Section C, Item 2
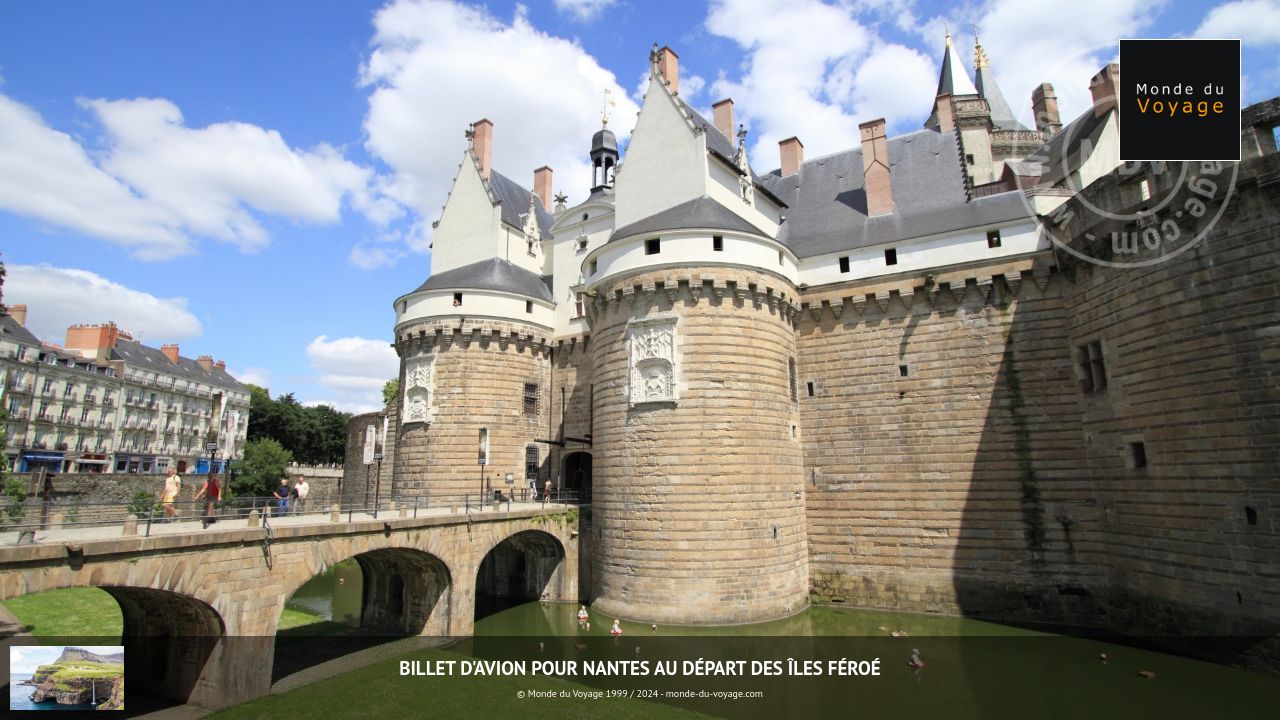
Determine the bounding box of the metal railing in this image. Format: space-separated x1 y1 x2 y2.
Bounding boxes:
0 489 585 540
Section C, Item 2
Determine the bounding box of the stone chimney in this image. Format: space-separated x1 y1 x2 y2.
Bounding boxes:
779 137 804 176
1090 63 1120 119
472 118 493 180
214 360 226 372
533 166 553 210
1032 83 1062 138
859 118 894 217
8 304 26 327
161 344 180 364
657 45 679 95
933 93 955 132
712 99 734 139
196 355 214 372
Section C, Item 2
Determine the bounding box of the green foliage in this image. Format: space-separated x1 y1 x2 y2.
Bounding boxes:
231 438 293 497
3 476 27 526
382 379 399 406
127 491 156 519
245 385 350 464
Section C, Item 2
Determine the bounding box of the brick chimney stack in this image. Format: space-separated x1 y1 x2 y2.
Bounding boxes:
161 344 180 364
8 304 26 327
196 355 214 372
779 137 804 177
1090 63 1120 119
712 99 734 139
1032 83 1062 138
657 46 679 95
933 93 955 132
533 166 553 210
214 360 226 372
859 118 895 217
65 322 120 361
472 118 493 180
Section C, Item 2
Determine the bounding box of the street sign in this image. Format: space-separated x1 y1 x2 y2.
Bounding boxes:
372 452 383 461
205 442 218 452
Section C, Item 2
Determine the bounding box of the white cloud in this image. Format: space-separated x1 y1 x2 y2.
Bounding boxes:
359 0 640 254
1195 0 1280 44
5 264 202 344
553 0 617 22
230 366 271 388
0 91 393 260
705 0 940 162
303 335 399 413
975 0 1164 129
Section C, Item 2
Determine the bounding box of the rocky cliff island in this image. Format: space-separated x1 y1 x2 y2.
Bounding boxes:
22 647 124 710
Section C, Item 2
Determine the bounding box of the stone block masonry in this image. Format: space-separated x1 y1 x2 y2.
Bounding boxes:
393 318 552 502
586 267 810 624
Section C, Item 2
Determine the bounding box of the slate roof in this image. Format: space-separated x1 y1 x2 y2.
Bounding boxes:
757 128 1030 258
976 66 1030 132
413 257 554 303
111 339 246 390
611 196 772 241
0 313 40 346
489 170 556 239
1025 106 1113 186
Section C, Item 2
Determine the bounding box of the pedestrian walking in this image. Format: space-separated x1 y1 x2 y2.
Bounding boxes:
543 479 552 502
195 474 220 529
160 467 182 521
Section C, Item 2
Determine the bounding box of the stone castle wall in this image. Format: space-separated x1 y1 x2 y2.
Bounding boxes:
1050 154 1280 642
796 260 1103 622
393 318 552 502
549 335 594 495
586 267 809 624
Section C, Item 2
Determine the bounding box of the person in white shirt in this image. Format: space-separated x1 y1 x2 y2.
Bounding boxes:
292 476 310 514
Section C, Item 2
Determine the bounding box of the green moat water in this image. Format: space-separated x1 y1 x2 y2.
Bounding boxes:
280 564 1279 719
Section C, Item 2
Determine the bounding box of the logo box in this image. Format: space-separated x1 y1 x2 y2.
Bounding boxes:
1120 39 1241 161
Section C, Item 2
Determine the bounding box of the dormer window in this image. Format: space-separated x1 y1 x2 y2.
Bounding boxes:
528 239 536 256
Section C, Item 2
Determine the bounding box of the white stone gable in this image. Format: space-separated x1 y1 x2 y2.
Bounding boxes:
430 151 503 276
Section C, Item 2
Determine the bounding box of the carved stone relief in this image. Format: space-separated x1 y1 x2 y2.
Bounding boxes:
627 316 678 407
402 356 433 424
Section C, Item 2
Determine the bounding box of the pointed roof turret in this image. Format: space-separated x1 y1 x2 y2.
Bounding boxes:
925 29 978 129
973 35 1030 132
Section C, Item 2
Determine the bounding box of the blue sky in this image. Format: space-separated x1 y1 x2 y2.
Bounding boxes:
2 0 1276 413
9 645 122 675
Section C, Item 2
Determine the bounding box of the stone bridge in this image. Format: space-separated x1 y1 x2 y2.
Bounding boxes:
0 506 581 710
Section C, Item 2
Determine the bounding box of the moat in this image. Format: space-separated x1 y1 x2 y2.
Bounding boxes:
274 564 1280 719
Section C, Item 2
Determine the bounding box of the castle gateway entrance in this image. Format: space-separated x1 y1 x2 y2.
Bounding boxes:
563 451 591 502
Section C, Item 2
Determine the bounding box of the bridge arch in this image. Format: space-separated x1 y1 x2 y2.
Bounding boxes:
475 529 569 621
101 587 225 705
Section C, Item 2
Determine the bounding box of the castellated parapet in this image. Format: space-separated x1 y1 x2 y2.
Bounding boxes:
586 266 809 624
393 318 552 502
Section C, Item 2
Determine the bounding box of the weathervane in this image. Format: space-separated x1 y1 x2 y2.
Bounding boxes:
601 87 616 126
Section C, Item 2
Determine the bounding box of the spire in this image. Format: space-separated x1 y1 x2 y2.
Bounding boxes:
972 35 1029 132
925 29 978 129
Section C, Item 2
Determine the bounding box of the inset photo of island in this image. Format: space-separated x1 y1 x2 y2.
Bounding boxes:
9 645 124 711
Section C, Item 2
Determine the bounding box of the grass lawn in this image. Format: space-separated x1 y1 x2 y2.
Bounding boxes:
2 587 122 638
205 647 708 720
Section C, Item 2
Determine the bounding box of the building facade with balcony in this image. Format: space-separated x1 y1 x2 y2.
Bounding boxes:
0 305 250 475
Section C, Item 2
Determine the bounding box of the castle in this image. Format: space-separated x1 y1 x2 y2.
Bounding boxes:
353 36 1279 652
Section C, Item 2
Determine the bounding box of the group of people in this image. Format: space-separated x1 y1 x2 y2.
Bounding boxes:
157 467 310 527
158 466 221 529
272 476 310 514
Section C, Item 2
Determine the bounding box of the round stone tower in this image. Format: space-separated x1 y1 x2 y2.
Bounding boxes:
584 221 809 624
391 261 554 503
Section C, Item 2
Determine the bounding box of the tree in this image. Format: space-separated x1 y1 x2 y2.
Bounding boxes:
231 438 293 497
382 379 399 407
245 385 352 464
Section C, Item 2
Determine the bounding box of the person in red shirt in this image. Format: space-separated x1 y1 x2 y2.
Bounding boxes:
195 474 221 529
